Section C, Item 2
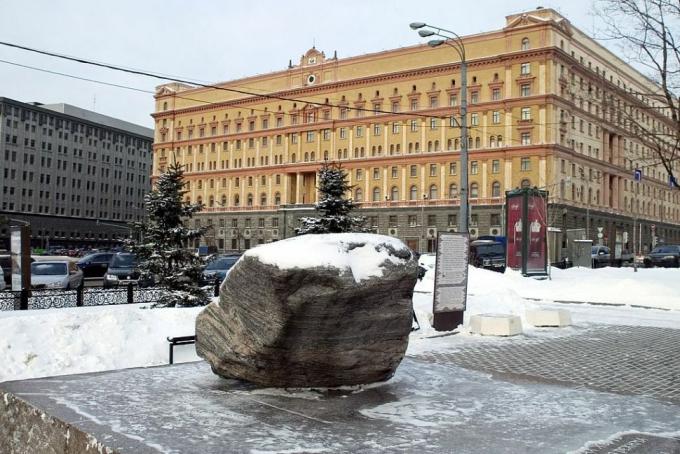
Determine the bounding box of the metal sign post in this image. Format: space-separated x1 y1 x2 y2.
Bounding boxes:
432 232 469 331
10 225 31 292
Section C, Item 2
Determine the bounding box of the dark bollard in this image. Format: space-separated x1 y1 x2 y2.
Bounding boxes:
214 277 220 297
19 288 28 310
127 282 134 304
76 282 84 307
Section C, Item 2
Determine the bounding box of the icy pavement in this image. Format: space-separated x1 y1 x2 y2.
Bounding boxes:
2 357 679 454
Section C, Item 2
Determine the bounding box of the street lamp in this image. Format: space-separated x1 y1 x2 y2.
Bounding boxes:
410 22 468 234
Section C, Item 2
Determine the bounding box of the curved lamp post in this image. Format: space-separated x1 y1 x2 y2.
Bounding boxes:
410 22 468 234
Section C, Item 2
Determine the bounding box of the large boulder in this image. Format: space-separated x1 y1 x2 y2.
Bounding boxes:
195 233 418 387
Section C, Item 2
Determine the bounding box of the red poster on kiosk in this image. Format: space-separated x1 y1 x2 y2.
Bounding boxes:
506 194 524 269
526 194 547 273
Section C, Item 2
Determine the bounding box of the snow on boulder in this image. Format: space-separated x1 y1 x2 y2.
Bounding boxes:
195 233 418 387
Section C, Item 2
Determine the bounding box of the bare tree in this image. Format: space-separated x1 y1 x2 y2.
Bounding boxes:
596 0 680 188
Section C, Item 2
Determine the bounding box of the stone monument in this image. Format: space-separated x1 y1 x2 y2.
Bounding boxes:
196 233 418 387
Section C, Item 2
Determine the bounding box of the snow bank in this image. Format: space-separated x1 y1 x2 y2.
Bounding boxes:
245 233 411 283
0 304 202 383
416 254 680 311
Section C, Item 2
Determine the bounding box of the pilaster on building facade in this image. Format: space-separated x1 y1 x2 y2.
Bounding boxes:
151 7 680 255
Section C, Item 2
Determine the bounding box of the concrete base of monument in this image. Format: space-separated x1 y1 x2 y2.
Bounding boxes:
469 313 523 336
2 360 679 453
527 309 572 327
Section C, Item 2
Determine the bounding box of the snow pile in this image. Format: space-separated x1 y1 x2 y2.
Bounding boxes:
0 304 202 383
416 254 680 311
245 233 412 282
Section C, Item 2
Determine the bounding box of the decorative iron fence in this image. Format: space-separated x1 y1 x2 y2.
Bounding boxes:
0 280 221 311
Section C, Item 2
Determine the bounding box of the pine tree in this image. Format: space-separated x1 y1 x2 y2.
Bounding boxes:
296 161 366 235
128 160 211 307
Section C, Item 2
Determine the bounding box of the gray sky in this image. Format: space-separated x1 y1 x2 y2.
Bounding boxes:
0 0 600 128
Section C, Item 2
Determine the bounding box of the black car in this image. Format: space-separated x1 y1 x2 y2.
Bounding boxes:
200 254 241 285
103 253 153 288
77 252 114 278
469 240 506 272
644 245 680 268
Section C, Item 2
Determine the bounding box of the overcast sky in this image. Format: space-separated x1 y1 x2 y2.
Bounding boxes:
0 0 601 128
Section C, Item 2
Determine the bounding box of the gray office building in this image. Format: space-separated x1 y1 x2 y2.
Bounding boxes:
0 97 153 250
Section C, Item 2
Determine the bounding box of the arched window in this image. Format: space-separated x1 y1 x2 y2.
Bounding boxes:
454 138 460 150
427 141 433 152
372 187 381 202
434 140 440 151
492 181 501 198
274 192 281 205
371 146 377 156
588 188 593 205
497 135 503 146
354 147 359 158
324 150 328 160
197 180 203 190
291 153 296 163
470 183 479 198
449 183 458 198
521 179 531 189
209 196 214 207
247 194 253 206
475 137 481 148
260 193 267 206
447 139 453 150
429 184 438 200
521 37 530 50
490 136 496 148
409 185 418 200
197 196 203 205
221 195 227 206
355 188 363 201
310 151 315 161
304 152 309 162
560 181 565 198
391 186 399 201
468 136 473 148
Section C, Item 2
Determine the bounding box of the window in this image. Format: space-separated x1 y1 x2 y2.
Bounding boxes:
390 186 399 201
430 164 437 176
429 96 438 108
449 162 457 175
492 181 501 198
470 113 479 126
449 95 458 106
322 129 330 140
449 183 458 198
470 161 479 175
408 215 417 227
373 168 380 179
470 183 479 198
410 165 418 177
356 126 363 137
410 99 418 111
391 122 400 134
521 179 531 189
521 107 531 120
291 133 298 144
355 188 363 201
430 118 437 130
521 132 531 145
427 215 436 226
339 127 347 139
520 63 531 75
492 88 501 101
373 124 381 136
306 131 314 142
492 160 500 174
429 184 438 200
521 37 530 50
521 84 531 97
470 91 479 104
391 166 398 178
372 187 381 202
492 111 500 124
410 120 418 132
521 157 531 171
356 169 363 180
409 185 418 200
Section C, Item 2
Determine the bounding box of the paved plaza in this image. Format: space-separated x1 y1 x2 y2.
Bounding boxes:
2 323 679 453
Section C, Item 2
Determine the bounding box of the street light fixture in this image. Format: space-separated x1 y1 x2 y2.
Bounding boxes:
411 22 469 234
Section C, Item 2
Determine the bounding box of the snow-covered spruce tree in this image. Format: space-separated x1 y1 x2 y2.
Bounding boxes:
128 160 211 307
296 161 366 235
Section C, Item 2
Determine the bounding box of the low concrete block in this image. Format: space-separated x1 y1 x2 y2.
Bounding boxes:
526 309 572 327
469 314 523 336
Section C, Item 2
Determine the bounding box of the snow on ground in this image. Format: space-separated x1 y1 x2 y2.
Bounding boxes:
0 303 202 382
2 255 680 383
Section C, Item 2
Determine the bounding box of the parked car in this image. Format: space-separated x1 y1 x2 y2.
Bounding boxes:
200 254 242 285
104 253 153 288
469 240 506 272
77 252 115 278
0 254 37 286
591 245 611 268
643 245 680 268
30 261 83 289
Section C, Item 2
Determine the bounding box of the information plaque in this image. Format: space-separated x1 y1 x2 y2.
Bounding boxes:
432 232 469 330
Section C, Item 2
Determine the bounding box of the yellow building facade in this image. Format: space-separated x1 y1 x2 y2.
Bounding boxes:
152 8 680 255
